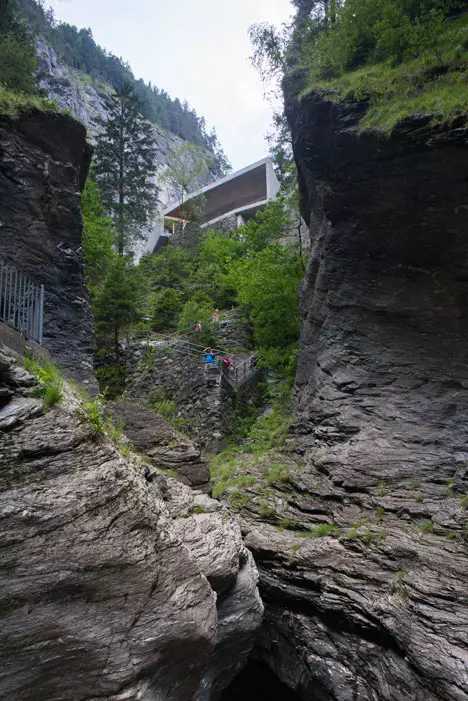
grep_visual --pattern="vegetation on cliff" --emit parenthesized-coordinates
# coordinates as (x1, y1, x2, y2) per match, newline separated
(251, 0, 468, 132)
(0, 0, 54, 113)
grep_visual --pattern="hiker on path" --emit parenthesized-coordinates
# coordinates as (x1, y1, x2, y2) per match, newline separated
(222, 355, 232, 370)
(212, 309, 219, 323)
(204, 348, 216, 365)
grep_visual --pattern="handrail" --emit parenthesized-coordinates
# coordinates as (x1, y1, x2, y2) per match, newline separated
(0, 261, 44, 344)
(135, 330, 258, 388)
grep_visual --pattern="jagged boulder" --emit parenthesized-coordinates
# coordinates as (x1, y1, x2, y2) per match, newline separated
(0, 348, 262, 701)
(107, 399, 211, 492)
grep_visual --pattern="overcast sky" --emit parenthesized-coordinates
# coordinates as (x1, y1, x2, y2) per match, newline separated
(45, 0, 293, 171)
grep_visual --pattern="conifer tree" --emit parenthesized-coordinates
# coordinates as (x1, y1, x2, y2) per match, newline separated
(95, 82, 157, 255)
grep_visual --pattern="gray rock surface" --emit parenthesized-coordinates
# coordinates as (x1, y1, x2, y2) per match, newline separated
(233, 87, 468, 699)
(107, 399, 211, 491)
(0, 109, 96, 389)
(0, 347, 263, 700)
(125, 344, 228, 449)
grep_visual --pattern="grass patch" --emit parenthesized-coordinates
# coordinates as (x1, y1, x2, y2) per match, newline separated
(292, 523, 340, 538)
(0, 85, 58, 117)
(419, 519, 435, 534)
(24, 357, 64, 410)
(267, 464, 291, 485)
(377, 480, 394, 497)
(192, 504, 208, 515)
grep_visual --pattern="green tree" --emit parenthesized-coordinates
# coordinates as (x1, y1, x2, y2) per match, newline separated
(0, 0, 38, 94)
(151, 288, 185, 332)
(93, 256, 141, 354)
(161, 142, 211, 248)
(232, 244, 302, 351)
(94, 82, 156, 255)
(81, 174, 114, 301)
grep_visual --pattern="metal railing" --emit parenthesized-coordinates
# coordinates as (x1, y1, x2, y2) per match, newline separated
(0, 261, 44, 344)
(222, 354, 259, 389)
(134, 329, 258, 389)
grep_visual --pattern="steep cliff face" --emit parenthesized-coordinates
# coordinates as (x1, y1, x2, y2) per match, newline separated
(0, 345, 263, 700)
(36, 41, 217, 258)
(242, 90, 468, 700)
(0, 109, 96, 388)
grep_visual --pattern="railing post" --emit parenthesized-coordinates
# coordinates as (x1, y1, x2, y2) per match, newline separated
(38, 284, 44, 345)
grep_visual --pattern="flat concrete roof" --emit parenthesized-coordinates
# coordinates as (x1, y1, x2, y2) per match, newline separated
(164, 157, 279, 225)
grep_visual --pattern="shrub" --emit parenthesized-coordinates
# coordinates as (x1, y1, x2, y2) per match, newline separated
(419, 519, 435, 534)
(78, 399, 106, 435)
(25, 357, 64, 410)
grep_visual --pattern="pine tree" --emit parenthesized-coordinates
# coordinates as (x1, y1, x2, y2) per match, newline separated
(95, 82, 157, 256)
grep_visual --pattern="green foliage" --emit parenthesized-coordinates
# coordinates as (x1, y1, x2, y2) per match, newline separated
(297, 0, 461, 80)
(377, 479, 394, 496)
(419, 519, 435, 534)
(0, 0, 38, 95)
(24, 357, 63, 410)
(81, 173, 114, 301)
(231, 243, 302, 350)
(192, 504, 208, 514)
(93, 255, 142, 352)
(267, 464, 291, 485)
(0, 84, 55, 115)
(94, 363, 126, 399)
(151, 288, 186, 332)
(151, 398, 177, 420)
(176, 296, 217, 345)
(79, 398, 106, 435)
(0, 31, 38, 94)
(250, 0, 468, 133)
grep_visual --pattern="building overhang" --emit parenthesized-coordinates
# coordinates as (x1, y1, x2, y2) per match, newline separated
(163, 157, 280, 227)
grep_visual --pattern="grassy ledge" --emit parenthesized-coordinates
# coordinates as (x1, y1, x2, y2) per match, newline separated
(0, 85, 58, 118)
(300, 14, 468, 133)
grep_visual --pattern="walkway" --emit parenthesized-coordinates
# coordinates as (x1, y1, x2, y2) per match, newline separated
(136, 329, 258, 389)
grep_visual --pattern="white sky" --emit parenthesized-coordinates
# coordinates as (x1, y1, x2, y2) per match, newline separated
(45, 0, 293, 170)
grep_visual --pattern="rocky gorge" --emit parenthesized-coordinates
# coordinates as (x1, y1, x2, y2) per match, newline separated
(0, 341, 263, 700)
(1, 19, 468, 701)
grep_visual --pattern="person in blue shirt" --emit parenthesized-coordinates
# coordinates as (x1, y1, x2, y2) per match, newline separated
(204, 348, 215, 365)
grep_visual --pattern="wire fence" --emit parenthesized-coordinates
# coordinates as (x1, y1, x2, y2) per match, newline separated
(0, 261, 44, 345)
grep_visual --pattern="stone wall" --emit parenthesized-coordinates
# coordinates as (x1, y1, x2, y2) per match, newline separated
(126, 343, 228, 450)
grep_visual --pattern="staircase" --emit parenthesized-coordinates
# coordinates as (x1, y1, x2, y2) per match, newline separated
(135, 329, 258, 389)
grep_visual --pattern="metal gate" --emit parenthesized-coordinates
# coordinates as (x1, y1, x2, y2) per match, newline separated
(0, 261, 44, 345)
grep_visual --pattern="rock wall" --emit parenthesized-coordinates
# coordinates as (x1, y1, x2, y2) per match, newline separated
(0, 345, 263, 700)
(243, 87, 468, 699)
(0, 109, 96, 389)
(126, 343, 228, 450)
